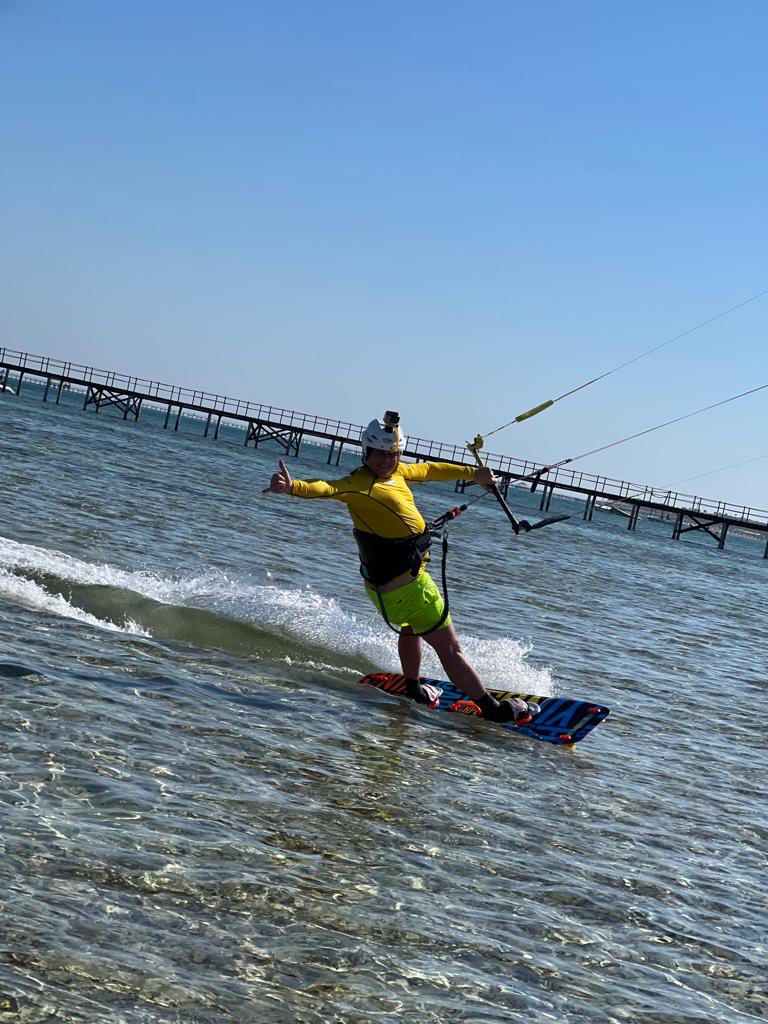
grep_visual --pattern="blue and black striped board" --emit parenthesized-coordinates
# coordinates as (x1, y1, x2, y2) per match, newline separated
(359, 672, 610, 745)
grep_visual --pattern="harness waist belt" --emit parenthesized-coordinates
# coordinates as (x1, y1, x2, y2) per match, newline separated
(353, 528, 432, 586)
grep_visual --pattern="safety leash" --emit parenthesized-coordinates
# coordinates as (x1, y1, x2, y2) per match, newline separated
(371, 503, 470, 637)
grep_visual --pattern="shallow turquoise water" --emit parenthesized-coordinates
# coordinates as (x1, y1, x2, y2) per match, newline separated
(0, 388, 765, 1022)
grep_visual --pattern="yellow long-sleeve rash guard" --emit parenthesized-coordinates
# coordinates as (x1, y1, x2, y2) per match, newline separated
(290, 461, 477, 537)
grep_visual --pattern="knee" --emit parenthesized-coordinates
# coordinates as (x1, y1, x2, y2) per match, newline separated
(430, 629, 463, 659)
(446, 636, 463, 657)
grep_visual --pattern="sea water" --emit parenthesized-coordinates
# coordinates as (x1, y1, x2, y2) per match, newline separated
(0, 387, 765, 1023)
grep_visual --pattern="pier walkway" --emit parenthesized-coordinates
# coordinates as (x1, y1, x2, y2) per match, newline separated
(2, 348, 766, 557)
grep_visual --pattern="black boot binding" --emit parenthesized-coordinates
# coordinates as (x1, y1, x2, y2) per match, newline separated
(404, 678, 442, 709)
(476, 693, 538, 724)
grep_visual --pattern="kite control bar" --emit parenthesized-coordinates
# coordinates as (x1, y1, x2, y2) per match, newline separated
(466, 435, 569, 535)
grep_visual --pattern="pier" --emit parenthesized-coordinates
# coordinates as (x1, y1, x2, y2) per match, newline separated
(2, 347, 767, 557)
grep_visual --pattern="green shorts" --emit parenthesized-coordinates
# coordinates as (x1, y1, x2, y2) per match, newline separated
(365, 572, 451, 633)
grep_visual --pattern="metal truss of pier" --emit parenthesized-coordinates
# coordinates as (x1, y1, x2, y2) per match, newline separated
(2, 348, 767, 558)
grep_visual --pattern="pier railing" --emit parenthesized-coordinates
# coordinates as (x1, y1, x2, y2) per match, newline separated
(402, 438, 767, 527)
(0, 348, 361, 438)
(2, 346, 767, 530)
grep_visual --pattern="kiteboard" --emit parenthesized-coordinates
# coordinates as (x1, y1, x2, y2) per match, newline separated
(359, 672, 610, 745)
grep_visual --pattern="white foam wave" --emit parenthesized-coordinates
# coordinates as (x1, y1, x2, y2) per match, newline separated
(0, 567, 149, 635)
(0, 535, 195, 600)
(0, 536, 552, 691)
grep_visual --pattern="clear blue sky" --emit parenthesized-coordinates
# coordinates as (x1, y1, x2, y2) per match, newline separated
(2, 1, 766, 507)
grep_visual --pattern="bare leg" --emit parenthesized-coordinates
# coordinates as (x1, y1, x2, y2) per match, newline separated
(424, 624, 486, 699)
(421, 623, 529, 721)
(398, 627, 423, 678)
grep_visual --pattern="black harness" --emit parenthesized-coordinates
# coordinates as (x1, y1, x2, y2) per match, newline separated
(353, 509, 465, 636)
(353, 528, 432, 586)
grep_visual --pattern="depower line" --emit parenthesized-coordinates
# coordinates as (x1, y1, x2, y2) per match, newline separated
(482, 286, 768, 441)
(527, 382, 768, 482)
(660, 453, 768, 490)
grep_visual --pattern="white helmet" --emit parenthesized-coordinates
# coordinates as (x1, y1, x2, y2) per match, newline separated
(361, 411, 405, 453)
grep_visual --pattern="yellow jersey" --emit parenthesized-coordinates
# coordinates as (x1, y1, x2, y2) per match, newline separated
(291, 461, 476, 537)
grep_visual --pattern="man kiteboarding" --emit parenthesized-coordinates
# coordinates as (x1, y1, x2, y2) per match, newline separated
(263, 410, 537, 723)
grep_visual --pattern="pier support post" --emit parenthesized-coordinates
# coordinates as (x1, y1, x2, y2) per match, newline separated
(84, 384, 142, 421)
(245, 421, 302, 456)
(327, 439, 346, 465)
(673, 512, 684, 540)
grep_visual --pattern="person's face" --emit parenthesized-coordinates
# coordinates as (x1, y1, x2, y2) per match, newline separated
(365, 447, 400, 479)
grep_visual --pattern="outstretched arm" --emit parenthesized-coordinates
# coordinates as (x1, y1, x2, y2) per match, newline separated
(262, 459, 294, 495)
(401, 461, 496, 490)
